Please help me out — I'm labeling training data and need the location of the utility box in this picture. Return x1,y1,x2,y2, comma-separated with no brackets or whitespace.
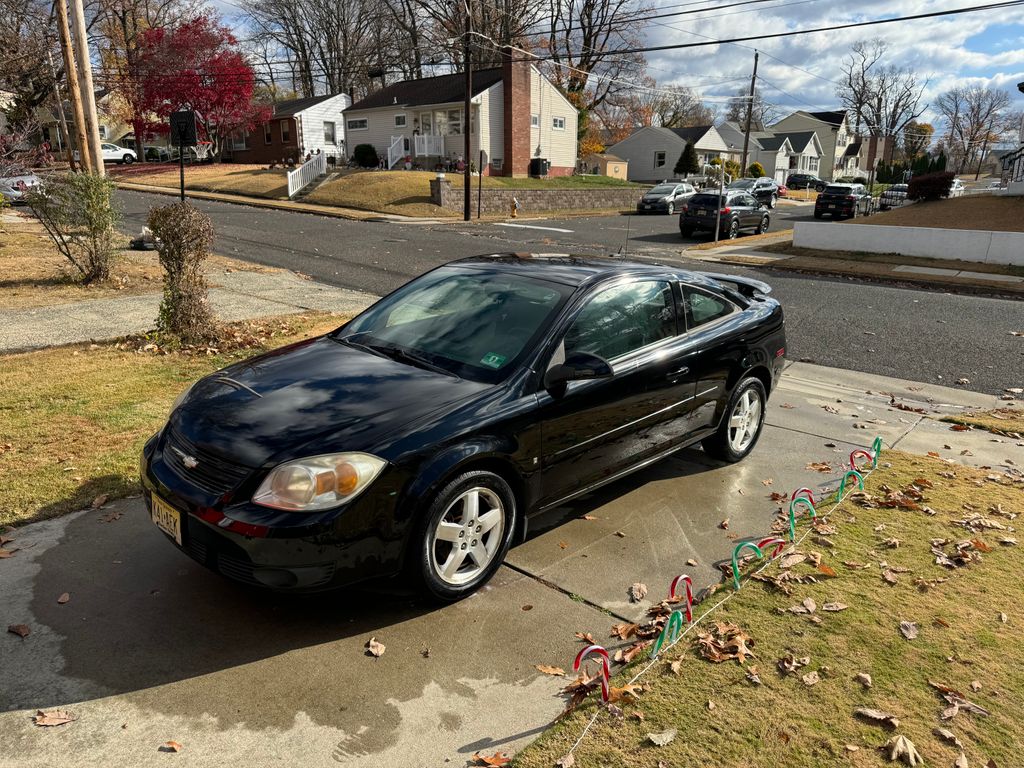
529,157,549,178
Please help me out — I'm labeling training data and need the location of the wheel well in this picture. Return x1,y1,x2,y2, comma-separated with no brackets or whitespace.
746,365,773,395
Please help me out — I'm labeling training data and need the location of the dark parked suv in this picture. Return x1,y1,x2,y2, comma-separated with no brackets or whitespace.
680,190,770,239
728,177,780,208
786,173,827,191
813,183,873,219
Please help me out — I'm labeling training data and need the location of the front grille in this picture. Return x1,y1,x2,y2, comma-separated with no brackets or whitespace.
163,426,253,497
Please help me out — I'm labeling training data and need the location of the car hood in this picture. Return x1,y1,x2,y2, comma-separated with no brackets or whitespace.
642,192,671,200
170,335,489,467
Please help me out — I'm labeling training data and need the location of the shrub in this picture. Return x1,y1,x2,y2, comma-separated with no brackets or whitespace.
27,172,119,283
674,143,700,175
352,143,379,168
747,162,765,178
148,202,217,342
907,171,955,202
724,159,741,180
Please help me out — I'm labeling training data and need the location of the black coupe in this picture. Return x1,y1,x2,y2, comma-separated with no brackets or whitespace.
141,255,786,601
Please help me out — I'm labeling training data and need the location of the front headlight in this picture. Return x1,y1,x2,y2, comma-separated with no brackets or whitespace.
253,453,386,512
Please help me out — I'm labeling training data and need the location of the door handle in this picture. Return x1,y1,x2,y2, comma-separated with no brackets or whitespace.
668,365,690,378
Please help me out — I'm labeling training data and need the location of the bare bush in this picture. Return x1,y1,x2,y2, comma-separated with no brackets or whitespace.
27,172,119,283
148,202,217,342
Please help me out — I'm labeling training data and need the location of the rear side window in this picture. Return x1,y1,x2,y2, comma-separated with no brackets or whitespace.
682,287,735,329
564,281,676,361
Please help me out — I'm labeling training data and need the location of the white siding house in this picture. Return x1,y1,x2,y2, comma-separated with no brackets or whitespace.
226,92,351,165
770,110,853,180
606,126,728,182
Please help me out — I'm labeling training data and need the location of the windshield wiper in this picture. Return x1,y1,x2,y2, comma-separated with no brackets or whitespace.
338,334,459,378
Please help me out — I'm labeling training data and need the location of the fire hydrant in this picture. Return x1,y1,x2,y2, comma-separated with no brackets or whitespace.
510,196,521,218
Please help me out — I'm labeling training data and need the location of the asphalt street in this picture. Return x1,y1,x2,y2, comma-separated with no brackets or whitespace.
117,190,1023,395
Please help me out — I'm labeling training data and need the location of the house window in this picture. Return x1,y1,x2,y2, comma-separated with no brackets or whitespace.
98,124,108,139
654,151,666,168
264,124,272,144
323,121,336,145
447,109,462,135
280,120,290,143
809,156,819,172
347,118,368,131
552,116,566,130
395,114,406,128
231,130,248,151
531,115,540,128
491,158,503,172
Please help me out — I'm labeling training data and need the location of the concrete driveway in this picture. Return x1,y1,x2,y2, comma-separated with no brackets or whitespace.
1,364,1014,768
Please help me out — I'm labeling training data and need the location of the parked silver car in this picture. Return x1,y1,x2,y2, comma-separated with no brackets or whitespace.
636,182,696,215
878,183,908,211
0,173,41,204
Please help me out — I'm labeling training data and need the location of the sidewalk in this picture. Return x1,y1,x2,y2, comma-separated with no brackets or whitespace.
0,271,376,353
684,241,1024,294
1,362,1018,768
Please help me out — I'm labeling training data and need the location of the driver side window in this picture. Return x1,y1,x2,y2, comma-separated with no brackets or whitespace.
562,281,676,362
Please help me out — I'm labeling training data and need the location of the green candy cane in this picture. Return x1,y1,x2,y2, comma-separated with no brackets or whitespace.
731,541,765,590
650,610,685,659
838,468,865,498
788,497,817,541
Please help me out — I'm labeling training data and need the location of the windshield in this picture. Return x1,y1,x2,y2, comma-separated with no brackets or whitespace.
823,185,852,195
648,184,676,194
728,179,755,189
335,266,570,383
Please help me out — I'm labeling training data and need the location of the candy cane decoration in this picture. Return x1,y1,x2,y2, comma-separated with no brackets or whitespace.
788,497,817,541
650,610,685,660
731,541,765,590
791,487,817,507
849,449,873,471
838,468,865,497
573,644,610,702
871,436,883,467
757,536,787,559
670,574,694,624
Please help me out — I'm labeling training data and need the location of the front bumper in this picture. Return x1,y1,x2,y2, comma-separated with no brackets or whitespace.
637,200,671,213
140,432,409,591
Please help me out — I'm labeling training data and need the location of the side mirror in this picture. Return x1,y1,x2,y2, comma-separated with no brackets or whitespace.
544,351,613,391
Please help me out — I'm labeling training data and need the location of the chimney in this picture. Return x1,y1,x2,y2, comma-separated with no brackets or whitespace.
502,47,531,177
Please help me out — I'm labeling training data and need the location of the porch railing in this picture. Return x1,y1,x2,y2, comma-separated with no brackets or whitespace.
387,135,404,169
414,134,445,157
287,152,327,198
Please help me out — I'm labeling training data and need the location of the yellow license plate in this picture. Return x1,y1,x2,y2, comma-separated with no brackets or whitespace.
151,495,182,545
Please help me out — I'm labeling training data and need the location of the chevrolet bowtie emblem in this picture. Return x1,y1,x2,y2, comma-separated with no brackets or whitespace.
171,446,199,469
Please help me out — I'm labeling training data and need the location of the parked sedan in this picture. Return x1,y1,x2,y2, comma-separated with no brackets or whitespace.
948,178,966,197
636,182,696,214
728,177,779,208
141,255,785,600
878,184,908,211
77,143,138,164
0,173,41,204
785,173,827,192
813,183,873,219
679,190,771,239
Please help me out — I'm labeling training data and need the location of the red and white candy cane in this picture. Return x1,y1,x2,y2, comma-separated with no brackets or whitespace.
573,644,610,702
670,574,693,624
791,487,817,506
849,449,873,471
757,536,786,559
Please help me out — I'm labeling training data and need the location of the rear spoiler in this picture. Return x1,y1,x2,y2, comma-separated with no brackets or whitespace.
697,272,772,299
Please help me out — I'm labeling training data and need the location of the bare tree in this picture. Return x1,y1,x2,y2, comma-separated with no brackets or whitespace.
0,0,57,113
724,86,779,131
837,39,928,153
936,85,1011,173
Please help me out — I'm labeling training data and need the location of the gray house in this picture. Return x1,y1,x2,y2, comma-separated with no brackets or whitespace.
606,125,728,182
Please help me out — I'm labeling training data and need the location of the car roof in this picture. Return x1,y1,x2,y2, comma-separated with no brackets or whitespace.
450,252,728,291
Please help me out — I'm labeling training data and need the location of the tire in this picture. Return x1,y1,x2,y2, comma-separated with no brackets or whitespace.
815,184,826,192
666,202,674,215
702,377,767,462
813,211,823,219
122,154,134,165
768,194,777,209
680,226,694,238
726,219,739,239
757,215,770,234
411,470,517,602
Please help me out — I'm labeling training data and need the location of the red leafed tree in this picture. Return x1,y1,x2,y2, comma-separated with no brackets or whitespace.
140,15,271,161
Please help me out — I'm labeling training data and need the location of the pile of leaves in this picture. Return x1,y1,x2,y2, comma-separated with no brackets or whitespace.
694,621,756,664
114,315,333,357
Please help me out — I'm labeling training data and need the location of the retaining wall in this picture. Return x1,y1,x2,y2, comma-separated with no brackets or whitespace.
429,178,648,215
792,222,1024,266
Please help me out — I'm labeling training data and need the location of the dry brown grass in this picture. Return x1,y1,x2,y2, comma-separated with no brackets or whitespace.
0,210,276,310
515,451,1024,768
110,163,289,198
852,195,1024,232
941,406,1024,437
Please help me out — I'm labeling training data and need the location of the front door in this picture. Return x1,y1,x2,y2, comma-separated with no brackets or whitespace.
536,279,696,508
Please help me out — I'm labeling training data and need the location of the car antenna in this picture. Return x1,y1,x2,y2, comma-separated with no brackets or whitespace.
617,212,631,258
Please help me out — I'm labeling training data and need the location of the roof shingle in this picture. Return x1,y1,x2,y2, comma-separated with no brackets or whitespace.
347,69,504,112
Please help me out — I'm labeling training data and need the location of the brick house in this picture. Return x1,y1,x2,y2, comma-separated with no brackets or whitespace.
341,54,578,176
224,93,351,166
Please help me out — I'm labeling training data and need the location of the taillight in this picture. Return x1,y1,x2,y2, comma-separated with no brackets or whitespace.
846,195,857,200
721,207,731,214
680,205,688,213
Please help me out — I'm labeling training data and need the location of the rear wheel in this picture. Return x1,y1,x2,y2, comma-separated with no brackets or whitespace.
412,470,517,602
757,216,770,234
702,377,767,462
726,219,739,239
122,154,134,165
680,225,694,238
813,211,823,219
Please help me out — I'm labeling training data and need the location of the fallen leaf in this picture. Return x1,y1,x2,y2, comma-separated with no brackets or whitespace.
822,602,848,612
32,709,76,727
521,604,533,611
970,680,981,691
845,744,860,752
762,478,774,486
706,699,716,710
806,461,832,473
998,612,1008,623
159,741,183,753
614,531,626,538
607,684,643,703
856,672,873,688
90,494,109,509
574,631,595,644
746,665,762,685
0,548,18,558
555,754,575,768
613,640,652,664
932,727,963,749
854,707,900,729
647,728,677,747
365,637,385,658
802,670,820,686
57,592,70,605
719,518,730,530
628,583,648,602
955,754,969,768
7,624,30,639
686,558,697,567
817,563,837,577
778,654,810,674
558,541,568,550
884,734,923,765
610,622,640,640
900,621,919,640
802,597,817,614
582,514,597,521
472,751,511,767
780,402,795,408
99,510,121,523
534,664,565,676
780,553,807,569
883,569,900,585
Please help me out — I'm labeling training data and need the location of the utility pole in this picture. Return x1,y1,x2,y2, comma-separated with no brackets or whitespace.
54,0,90,173
463,0,472,222
68,0,105,175
46,48,77,171
740,50,759,176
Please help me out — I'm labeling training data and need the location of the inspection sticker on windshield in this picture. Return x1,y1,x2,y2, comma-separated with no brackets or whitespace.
480,353,506,369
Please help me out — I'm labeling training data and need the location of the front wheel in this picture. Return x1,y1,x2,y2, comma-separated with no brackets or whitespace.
702,377,767,462
122,154,135,165
412,470,517,602
666,202,674,215
757,216,770,234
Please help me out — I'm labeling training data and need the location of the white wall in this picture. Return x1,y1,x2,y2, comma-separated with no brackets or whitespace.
297,94,351,158
529,67,578,168
793,222,1024,266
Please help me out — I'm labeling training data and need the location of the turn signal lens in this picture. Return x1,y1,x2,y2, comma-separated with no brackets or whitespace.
254,453,386,512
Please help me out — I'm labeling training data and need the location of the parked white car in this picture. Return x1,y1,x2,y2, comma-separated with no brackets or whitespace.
75,144,137,165
0,173,41,204
948,178,966,197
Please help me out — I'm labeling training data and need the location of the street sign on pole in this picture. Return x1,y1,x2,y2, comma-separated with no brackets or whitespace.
170,110,197,202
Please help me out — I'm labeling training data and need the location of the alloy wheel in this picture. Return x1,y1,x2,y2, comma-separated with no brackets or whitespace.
727,388,762,453
758,216,769,234
429,487,505,586
667,203,674,215
728,220,739,239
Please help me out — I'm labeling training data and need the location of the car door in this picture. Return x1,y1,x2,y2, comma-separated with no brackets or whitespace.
535,279,696,508
738,193,760,227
